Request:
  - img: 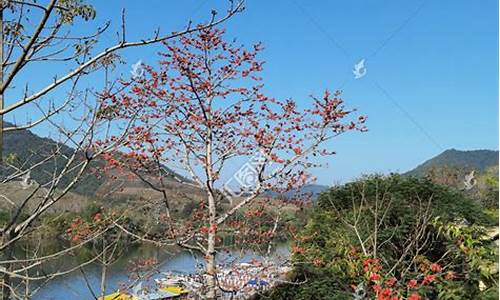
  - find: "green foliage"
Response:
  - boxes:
[256,175,498,300]
[433,219,499,299]
[476,166,499,209]
[57,0,96,23]
[260,273,352,300]
[317,174,493,226]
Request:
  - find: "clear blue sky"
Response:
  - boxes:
[21,0,499,185]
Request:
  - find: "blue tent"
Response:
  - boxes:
[247,279,258,286]
[247,279,269,286]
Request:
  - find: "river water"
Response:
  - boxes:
[31,244,290,300]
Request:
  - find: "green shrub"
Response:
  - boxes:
[255,175,498,300]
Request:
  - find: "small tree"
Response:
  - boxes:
[263,175,496,300]
[0,0,243,298]
[98,27,366,299]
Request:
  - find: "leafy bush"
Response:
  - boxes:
[255,175,498,300]
[476,166,499,209]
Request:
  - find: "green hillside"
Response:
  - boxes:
[0,123,106,196]
[406,149,499,177]
[0,123,192,198]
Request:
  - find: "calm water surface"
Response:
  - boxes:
[31,244,289,300]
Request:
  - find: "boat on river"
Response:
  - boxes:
[155,261,291,299]
[102,261,290,300]
[99,291,135,300]
[100,285,188,300]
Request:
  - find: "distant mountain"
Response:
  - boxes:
[265,184,329,200]
[2,124,333,203]
[0,123,195,199]
[406,149,499,177]
[0,123,106,196]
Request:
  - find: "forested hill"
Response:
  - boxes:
[0,122,106,196]
[0,123,192,197]
[265,184,329,200]
[406,149,499,177]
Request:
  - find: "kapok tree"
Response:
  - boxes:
[97,26,366,299]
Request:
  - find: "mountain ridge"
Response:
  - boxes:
[405,148,499,177]
[0,122,193,198]
[4,125,497,201]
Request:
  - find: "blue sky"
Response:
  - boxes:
[17,0,499,185]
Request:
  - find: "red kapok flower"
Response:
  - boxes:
[381,288,392,296]
[444,271,456,280]
[291,245,305,254]
[386,277,397,287]
[363,258,371,267]
[313,258,323,267]
[408,292,421,300]
[407,279,418,289]
[422,274,436,285]
[369,272,381,282]
[430,263,442,273]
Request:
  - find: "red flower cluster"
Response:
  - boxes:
[362,258,399,300]
[422,274,436,285]
[408,292,421,300]
[363,258,382,273]
[407,279,418,289]
[444,271,456,280]
[430,262,442,273]
[359,259,452,300]
[385,277,397,287]
[66,217,95,242]
[369,272,382,282]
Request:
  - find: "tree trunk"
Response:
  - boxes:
[204,98,217,299]
[100,241,107,299]
[205,192,217,300]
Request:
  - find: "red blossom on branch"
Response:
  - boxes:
[430,262,442,273]
[407,279,418,289]
[97,26,366,200]
[407,292,421,300]
[422,274,436,285]
[385,277,397,287]
[369,272,382,282]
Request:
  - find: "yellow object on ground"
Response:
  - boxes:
[160,286,188,294]
[99,291,136,300]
